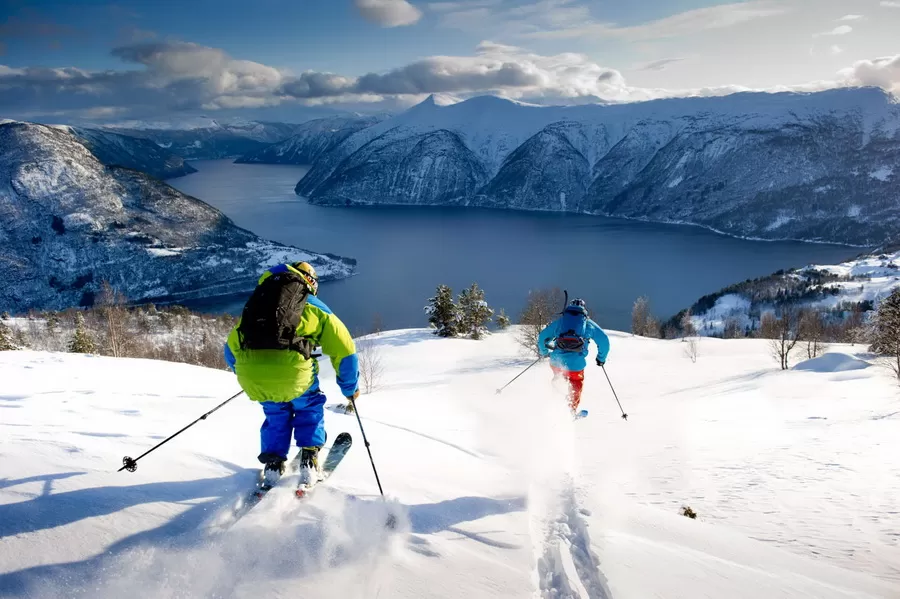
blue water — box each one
[169,160,857,334]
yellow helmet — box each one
[292,261,319,296]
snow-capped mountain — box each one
[63,126,197,179]
[0,122,355,314]
[235,116,382,165]
[104,119,304,160]
[298,88,900,246]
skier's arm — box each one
[318,312,359,397]
[537,321,559,357]
[223,342,237,372]
[224,325,240,372]
[588,320,610,363]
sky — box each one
[2,0,900,123]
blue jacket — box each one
[537,309,610,372]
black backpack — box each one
[237,271,315,358]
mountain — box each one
[1,330,898,597]
[297,88,900,246]
[235,115,382,165]
[63,126,197,179]
[683,247,900,336]
[0,122,355,313]
[104,119,303,160]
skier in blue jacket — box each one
[537,299,610,414]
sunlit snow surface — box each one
[0,329,898,598]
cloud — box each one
[837,14,862,21]
[814,25,853,37]
[880,1,900,7]
[639,57,687,71]
[831,45,844,56]
[521,1,788,41]
[839,55,900,93]
[354,0,423,27]
[3,38,900,122]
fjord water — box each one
[170,160,856,334]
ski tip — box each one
[295,488,306,499]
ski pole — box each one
[601,365,628,421]
[347,394,386,497]
[495,357,543,395]
[119,390,244,472]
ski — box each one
[295,431,353,498]
[574,409,589,420]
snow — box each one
[694,294,752,335]
[1,330,898,598]
[793,352,870,372]
[869,166,893,181]
[146,248,182,258]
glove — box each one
[596,358,605,367]
[347,389,360,401]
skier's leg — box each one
[291,388,327,450]
[566,370,585,412]
[258,401,294,463]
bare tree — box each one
[517,288,565,356]
[632,296,651,336]
[680,310,696,341]
[871,288,900,383]
[723,318,743,339]
[761,307,801,370]
[351,315,386,412]
[97,281,131,358]
[684,336,700,363]
[799,308,828,359]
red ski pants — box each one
[551,366,585,412]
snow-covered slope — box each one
[64,126,197,179]
[0,122,355,313]
[235,116,382,165]
[105,119,303,160]
[298,88,900,246]
[1,330,898,598]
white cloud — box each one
[522,1,788,41]
[814,25,853,37]
[880,1,900,7]
[354,0,423,27]
[837,14,862,21]
[831,45,844,56]
[839,55,900,93]
[3,38,900,121]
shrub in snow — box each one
[681,506,698,519]
[356,315,385,397]
[425,285,460,338]
[68,314,96,354]
[496,309,511,330]
[684,336,700,363]
[458,283,493,340]
[799,308,828,359]
[0,321,18,351]
[517,288,565,356]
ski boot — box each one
[259,460,284,489]
[297,446,322,488]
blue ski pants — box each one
[258,388,327,463]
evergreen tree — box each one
[425,285,459,337]
[496,309,511,330]
[458,283,493,340]
[0,321,17,351]
[69,314,96,354]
